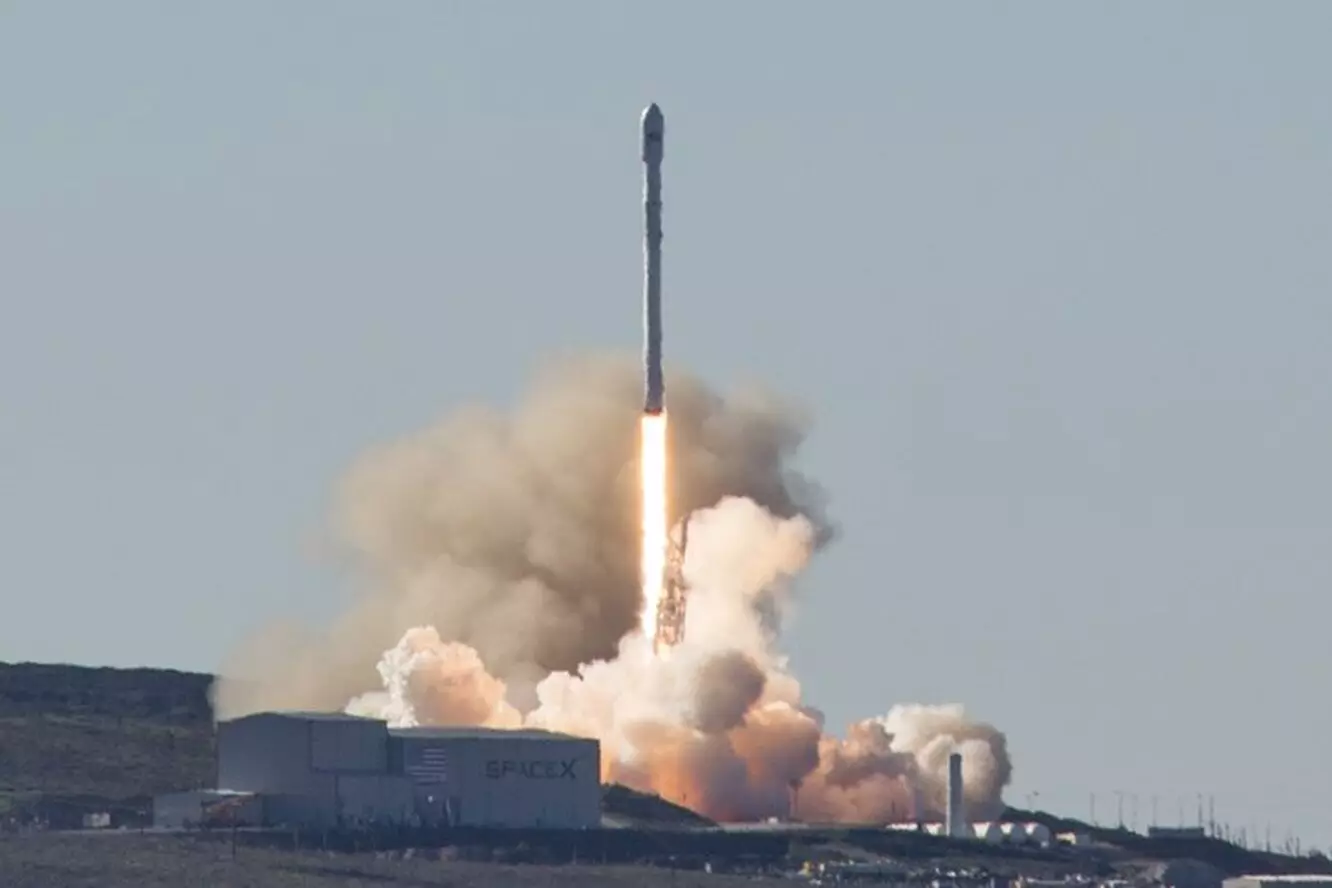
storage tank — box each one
[944,752,966,837]
[1001,822,1029,844]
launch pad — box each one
[653,514,690,652]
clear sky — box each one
[4,0,1331,848]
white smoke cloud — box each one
[213,353,1012,823]
[348,496,1011,823]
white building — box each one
[154,711,602,830]
[389,726,601,829]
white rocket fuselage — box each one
[641,103,665,415]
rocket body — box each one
[641,103,665,415]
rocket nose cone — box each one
[641,103,664,132]
[641,103,664,162]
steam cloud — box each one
[213,353,1011,823]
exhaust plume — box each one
[214,352,1011,823]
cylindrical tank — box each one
[944,752,965,837]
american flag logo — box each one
[405,747,450,785]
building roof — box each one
[389,725,591,743]
[224,710,385,724]
[220,711,594,741]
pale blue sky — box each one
[4,1,1331,846]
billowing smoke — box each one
[212,353,1011,823]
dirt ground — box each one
[0,831,796,888]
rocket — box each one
[641,102,665,415]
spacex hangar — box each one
[154,711,602,830]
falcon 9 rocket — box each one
[637,102,687,654]
[641,102,665,415]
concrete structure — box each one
[904,820,1055,847]
[971,821,1004,843]
[159,711,603,830]
[1023,822,1053,846]
[390,725,601,829]
[945,752,966,837]
[1150,825,1208,839]
[1152,861,1225,888]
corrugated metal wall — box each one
[217,713,393,828]
[217,714,313,793]
[399,735,601,828]
[213,715,602,829]
[336,775,416,825]
[310,719,387,773]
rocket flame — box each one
[639,412,669,643]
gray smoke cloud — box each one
[212,351,1011,823]
[689,650,767,735]
[214,353,826,718]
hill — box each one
[1001,806,1332,878]
[2,659,1328,881]
[0,662,214,824]
[0,832,785,888]
[601,784,713,828]
[0,661,715,830]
